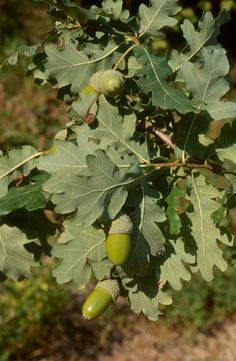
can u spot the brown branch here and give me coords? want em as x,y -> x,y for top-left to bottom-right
143,161 -> 213,171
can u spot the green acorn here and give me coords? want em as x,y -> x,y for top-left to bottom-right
82,279 -> 120,320
106,213 -> 133,266
89,70 -> 124,96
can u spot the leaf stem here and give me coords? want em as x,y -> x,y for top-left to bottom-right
113,43 -> 138,71
0,151 -> 47,180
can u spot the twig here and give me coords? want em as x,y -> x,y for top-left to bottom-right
142,160 -> 213,171
113,43 -> 138,71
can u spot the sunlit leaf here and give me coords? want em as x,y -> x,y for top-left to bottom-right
188,174 -> 231,281
138,0 -> 181,37
52,219 -> 111,287
135,46 -> 195,114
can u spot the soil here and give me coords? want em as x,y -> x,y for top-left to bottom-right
24,305 -> 236,361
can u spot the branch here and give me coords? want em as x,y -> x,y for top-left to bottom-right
143,160 -> 213,171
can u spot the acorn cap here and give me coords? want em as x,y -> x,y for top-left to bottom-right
102,70 -> 124,82
109,213 -> 133,235
89,70 -> 106,93
96,279 -> 120,301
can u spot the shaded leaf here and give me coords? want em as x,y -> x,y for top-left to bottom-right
0,146 -> 38,197
0,174 -> 50,215
166,182 -> 188,235
125,188 -> 165,276
215,144 -> 236,172
0,225 -> 37,280
122,272 -> 172,321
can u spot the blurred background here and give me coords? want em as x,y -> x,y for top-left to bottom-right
0,1 -> 236,360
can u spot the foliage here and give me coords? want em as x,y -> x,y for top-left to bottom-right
1,259 -> 236,360
164,253 -> 236,330
0,0 -> 236,321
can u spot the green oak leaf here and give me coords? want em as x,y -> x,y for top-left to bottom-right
33,34 -> 120,93
166,183 -> 186,235
158,239 -> 195,290
42,150 -> 129,224
37,140 -> 89,176
101,0 -> 129,19
70,90 -> 98,119
224,173 -> 236,193
179,47 -> 236,119
92,96 -> 151,164
135,46 -> 195,114
0,146 -> 38,198
215,144 -> 236,172
122,272 -> 172,321
125,188 -> 166,277
138,193 -> 166,256
213,146 -> 236,192
138,0 -> 181,38
169,10 -> 230,71
0,174 -> 50,215
0,225 -> 37,280
188,174 -> 232,281
52,220 -> 111,287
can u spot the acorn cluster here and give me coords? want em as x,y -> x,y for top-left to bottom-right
82,213 -> 133,320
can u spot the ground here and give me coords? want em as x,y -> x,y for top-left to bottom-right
23,305 -> 236,361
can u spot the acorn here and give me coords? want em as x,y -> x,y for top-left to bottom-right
105,213 -> 133,266
82,279 -> 120,320
89,70 -> 124,96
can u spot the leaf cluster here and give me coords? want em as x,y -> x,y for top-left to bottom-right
0,0 -> 236,320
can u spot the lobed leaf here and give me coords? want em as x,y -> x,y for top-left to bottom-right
33,35 -> 120,93
0,146 -> 38,198
92,96 -> 151,164
38,140 -> 89,176
179,47 -> 236,119
0,174 -> 50,215
42,150 -> 129,224
101,0 -> 129,19
135,46 -> 195,114
215,144 -> 236,172
125,188 -> 166,277
0,225 -> 37,280
52,219 -> 111,287
166,184 -> 185,235
138,0 -> 181,38
122,272 -> 172,321
158,239 -> 195,290
169,10 -> 230,71
188,174 -> 231,281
